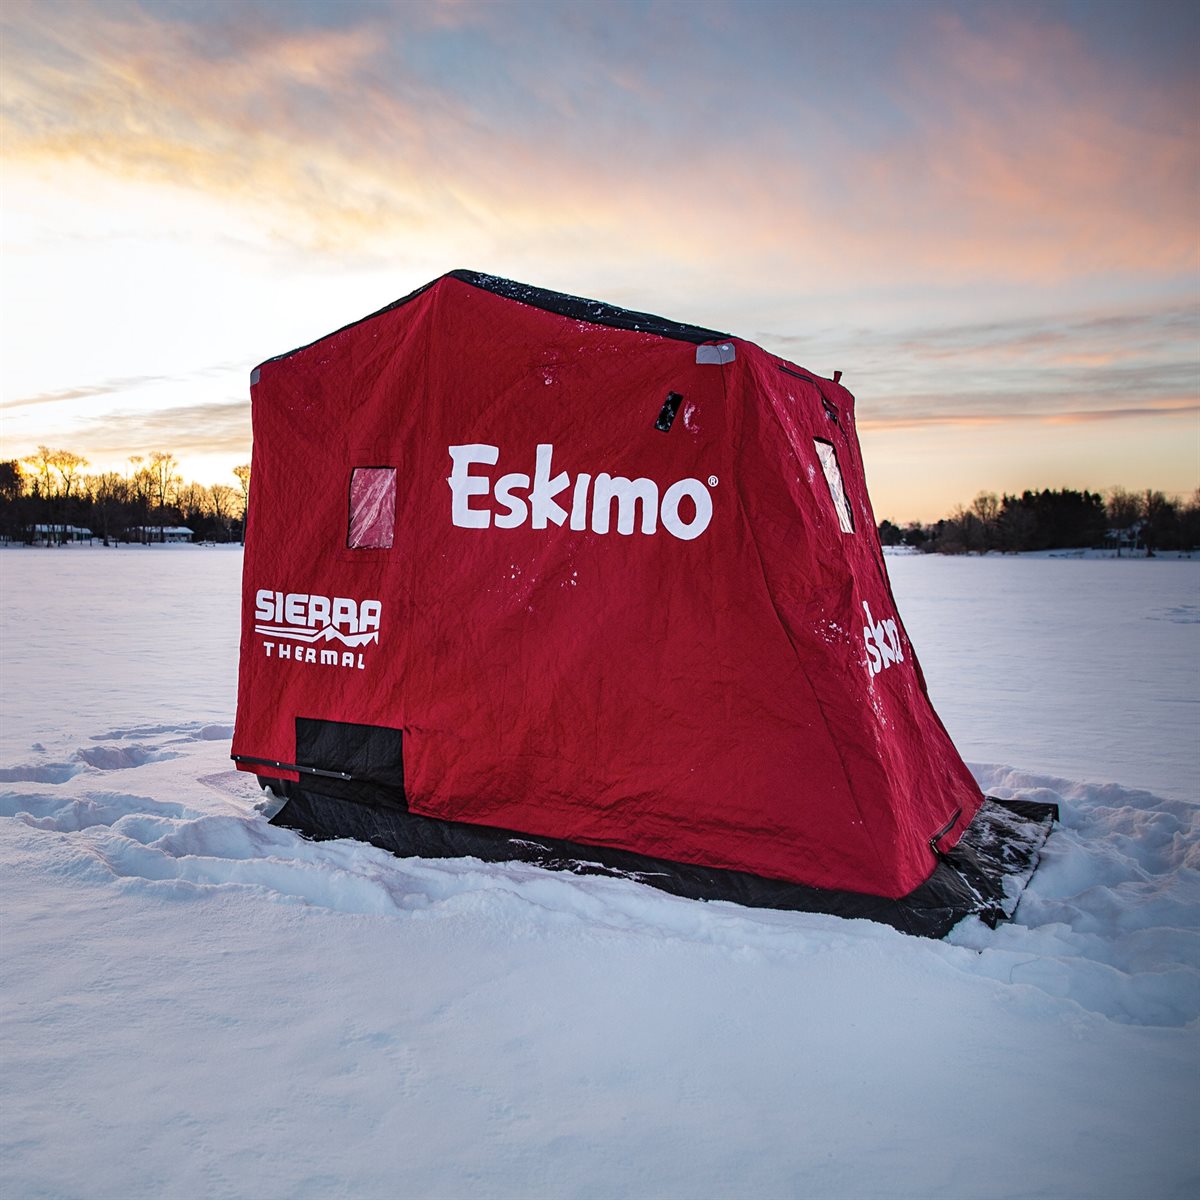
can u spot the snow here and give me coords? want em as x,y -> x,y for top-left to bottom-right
888,554 -> 1198,804
1,546 -> 1197,1199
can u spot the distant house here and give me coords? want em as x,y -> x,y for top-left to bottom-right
1104,519 -> 1145,555
124,526 -> 194,544
32,524 -> 93,544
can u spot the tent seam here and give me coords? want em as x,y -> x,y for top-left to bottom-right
742,369 -> 893,884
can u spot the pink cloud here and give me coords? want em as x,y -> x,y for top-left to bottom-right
858,399 -> 1199,432
845,10 -> 1200,281
5,0 -> 1193,292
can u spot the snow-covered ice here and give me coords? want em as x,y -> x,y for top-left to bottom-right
889,553 -> 1199,805
1,545 -> 1197,1199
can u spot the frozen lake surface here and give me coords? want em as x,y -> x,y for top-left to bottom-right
1,546 -> 1197,1199
887,553 -> 1198,804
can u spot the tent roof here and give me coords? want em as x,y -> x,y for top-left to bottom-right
255,269 -> 730,374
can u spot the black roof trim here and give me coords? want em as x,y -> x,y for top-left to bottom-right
446,269 -> 728,344
255,269 -> 728,371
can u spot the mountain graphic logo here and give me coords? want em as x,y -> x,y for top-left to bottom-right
253,589 -> 382,669
253,622 -> 379,648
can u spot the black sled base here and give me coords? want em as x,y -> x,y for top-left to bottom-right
265,780 -> 1057,939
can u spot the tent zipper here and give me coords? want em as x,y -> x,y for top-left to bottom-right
928,807 -> 963,860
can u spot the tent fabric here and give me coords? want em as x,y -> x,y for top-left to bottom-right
232,269 -> 1019,916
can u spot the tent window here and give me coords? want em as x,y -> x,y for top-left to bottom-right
348,467 -> 397,549
813,440 -> 854,533
655,391 -> 683,432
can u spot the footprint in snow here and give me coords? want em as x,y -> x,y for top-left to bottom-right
92,722 -> 234,742
0,762 -> 85,784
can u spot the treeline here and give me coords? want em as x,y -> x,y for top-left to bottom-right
879,487 -> 1200,555
0,448 -> 250,544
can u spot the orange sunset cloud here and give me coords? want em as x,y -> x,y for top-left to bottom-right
1,0 -> 1195,520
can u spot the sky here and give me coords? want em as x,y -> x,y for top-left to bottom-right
1,0 -> 1197,521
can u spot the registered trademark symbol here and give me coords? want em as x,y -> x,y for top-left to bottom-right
708,475 -> 719,487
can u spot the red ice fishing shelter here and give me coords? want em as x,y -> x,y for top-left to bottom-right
232,270 -> 1054,936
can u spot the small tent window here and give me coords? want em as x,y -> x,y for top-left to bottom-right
813,440 -> 854,533
348,467 -> 397,549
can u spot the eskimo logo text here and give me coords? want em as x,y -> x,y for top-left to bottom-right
863,601 -> 904,679
255,589 -> 381,670
448,444 -> 713,541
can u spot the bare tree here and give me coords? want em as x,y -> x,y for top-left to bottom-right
1106,486 -> 1142,528
209,483 -> 238,540
180,481 -> 206,508
940,504 -> 985,554
146,451 -> 180,540
50,450 -> 89,501
126,456 -> 150,541
21,447 -> 89,542
233,463 -> 250,542
232,463 -> 250,505
1180,488 -> 1200,552
1142,490 -> 1178,557
87,471 -> 128,545
970,492 -> 999,523
970,491 -> 1001,551
146,451 -> 179,509
23,446 -> 56,499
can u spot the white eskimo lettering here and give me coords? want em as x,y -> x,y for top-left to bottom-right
494,472 -> 530,528
448,444 -> 497,528
530,444 -> 569,529
448,444 -> 713,541
661,478 -> 712,542
592,474 -> 658,535
864,630 -> 882,675
863,601 -> 904,679
569,474 -> 591,531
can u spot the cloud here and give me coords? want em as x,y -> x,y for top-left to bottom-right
2,358 -> 251,410
1,0 -> 1195,501
856,399 -> 1198,432
66,397 -> 251,460
764,301 -> 1200,431
845,9 -> 1200,282
876,306 -> 1198,363
1043,403 -> 1199,426
3,0 -> 1195,290
772,304 -> 1197,361
1,2 -> 449,251
1,373 -> 171,409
